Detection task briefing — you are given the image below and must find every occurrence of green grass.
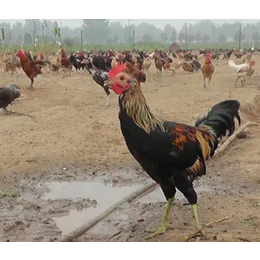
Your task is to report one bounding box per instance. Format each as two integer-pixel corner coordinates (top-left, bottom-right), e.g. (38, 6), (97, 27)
(0, 41), (259, 54)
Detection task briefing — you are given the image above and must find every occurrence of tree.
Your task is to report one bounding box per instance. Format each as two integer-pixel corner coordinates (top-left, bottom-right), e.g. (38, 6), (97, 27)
(163, 24), (174, 36)
(83, 19), (109, 44)
(178, 32), (185, 43)
(163, 24), (177, 42)
(202, 34), (210, 43)
(24, 32), (32, 45)
(113, 35), (119, 44)
(108, 22), (123, 43)
(252, 31), (260, 42)
(187, 34), (194, 43)
(142, 33), (153, 43)
(195, 31), (202, 42)
(218, 34), (227, 42)
(64, 37), (74, 48)
(161, 32), (168, 42)
(170, 30), (177, 42)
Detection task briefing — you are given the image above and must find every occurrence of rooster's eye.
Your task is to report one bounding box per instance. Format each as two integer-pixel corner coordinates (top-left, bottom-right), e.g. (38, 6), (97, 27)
(119, 75), (125, 80)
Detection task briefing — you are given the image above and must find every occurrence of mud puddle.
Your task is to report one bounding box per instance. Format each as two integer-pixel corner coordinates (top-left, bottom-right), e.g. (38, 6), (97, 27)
(37, 181), (143, 235)
(22, 180), (213, 236)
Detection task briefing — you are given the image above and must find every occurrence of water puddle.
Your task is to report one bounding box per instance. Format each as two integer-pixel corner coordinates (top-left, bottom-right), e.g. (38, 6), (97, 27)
(42, 181), (142, 235)
(37, 181), (213, 236)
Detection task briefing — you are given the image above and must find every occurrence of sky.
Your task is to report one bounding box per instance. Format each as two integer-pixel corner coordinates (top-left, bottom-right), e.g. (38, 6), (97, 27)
(1, 19), (260, 31)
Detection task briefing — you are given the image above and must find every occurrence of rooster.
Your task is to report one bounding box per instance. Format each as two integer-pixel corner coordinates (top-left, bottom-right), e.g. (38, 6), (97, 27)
(201, 52), (214, 88)
(17, 50), (45, 89)
(59, 48), (72, 76)
(0, 84), (20, 114)
(228, 58), (255, 87)
(106, 64), (241, 239)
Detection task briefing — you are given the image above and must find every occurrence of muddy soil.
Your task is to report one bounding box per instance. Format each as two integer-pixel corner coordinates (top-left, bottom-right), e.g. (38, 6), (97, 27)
(1, 54), (260, 242)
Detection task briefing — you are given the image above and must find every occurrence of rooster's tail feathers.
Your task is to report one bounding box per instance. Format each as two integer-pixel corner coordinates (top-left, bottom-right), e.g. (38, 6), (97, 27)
(195, 100), (241, 138)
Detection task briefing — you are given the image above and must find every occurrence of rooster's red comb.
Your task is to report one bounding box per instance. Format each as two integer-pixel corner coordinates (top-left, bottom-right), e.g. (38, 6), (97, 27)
(205, 51), (211, 60)
(17, 49), (23, 58)
(109, 64), (126, 80)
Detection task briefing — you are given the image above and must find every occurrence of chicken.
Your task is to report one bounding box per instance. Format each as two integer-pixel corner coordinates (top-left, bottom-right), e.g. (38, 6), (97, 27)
(246, 61), (255, 79)
(142, 56), (152, 73)
(51, 57), (61, 72)
(164, 60), (183, 76)
(92, 69), (110, 106)
(223, 49), (233, 59)
(162, 57), (173, 70)
(106, 64), (241, 239)
(81, 58), (93, 74)
(154, 54), (163, 73)
(59, 48), (72, 76)
(17, 50), (45, 89)
(234, 50), (243, 59)
(110, 56), (118, 68)
(228, 58), (255, 87)
(0, 84), (20, 114)
(201, 52), (214, 88)
(5, 60), (20, 77)
(182, 61), (194, 72)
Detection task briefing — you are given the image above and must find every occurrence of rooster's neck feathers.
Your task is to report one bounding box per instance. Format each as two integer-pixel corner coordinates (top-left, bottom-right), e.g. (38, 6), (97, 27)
(120, 82), (165, 133)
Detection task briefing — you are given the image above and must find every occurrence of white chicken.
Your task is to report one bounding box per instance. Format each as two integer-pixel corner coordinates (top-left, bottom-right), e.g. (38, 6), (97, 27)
(228, 57), (255, 87)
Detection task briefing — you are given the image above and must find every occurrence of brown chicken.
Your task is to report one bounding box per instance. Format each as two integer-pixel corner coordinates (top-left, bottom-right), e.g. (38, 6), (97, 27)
(59, 48), (72, 76)
(17, 50), (45, 89)
(201, 52), (214, 88)
(5, 60), (20, 77)
(154, 54), (163, 73)
(51, 57), (61, 72)
(182, 61), (194, 72)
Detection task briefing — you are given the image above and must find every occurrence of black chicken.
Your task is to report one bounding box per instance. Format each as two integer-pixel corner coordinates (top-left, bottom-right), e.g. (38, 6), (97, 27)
(92, 70), (110, 106)
(91, 53), (113, 106)
(106, 64), (241, 239)
(0, 84), (21, 115)
(69, 54), (81, 71)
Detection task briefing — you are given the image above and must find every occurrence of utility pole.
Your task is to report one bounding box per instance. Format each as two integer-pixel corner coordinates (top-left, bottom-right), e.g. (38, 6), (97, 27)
(185, 23), (188, 50)
(80, 30), (83, 50)
(238, 24), (242, 51)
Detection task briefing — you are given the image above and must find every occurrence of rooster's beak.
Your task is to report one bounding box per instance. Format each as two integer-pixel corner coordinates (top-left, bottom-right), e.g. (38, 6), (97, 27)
(104, 80), (114, 87)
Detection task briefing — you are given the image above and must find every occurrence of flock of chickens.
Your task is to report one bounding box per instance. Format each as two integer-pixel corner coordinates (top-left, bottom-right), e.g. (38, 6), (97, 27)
(0, 46), (256, 240)
(0, 47), (256, 113)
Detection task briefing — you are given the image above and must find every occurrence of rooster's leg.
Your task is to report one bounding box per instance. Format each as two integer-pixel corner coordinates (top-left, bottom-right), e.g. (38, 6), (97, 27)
(3, 108), (8, 115)
(192, 204), (203, 231)
(145, 197), (175, 240)
(241, 77), (245, 87)
(203, 76), (206, 88)
(28, 79), (34, 89)
(235, 76), (241, 87)
(208, 76), (212, 88)
(105, 95), (110, 107)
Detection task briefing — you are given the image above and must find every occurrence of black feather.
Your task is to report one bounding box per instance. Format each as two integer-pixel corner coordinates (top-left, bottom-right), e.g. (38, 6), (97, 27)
(195, 100), (241, 137)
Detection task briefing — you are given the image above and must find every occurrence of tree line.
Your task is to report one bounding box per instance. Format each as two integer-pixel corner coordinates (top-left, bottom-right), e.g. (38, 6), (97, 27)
(1, 19), (260, 47)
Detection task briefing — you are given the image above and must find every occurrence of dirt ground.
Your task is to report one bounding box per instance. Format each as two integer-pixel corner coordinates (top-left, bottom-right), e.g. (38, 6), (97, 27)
(1, 53), (260, 242)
